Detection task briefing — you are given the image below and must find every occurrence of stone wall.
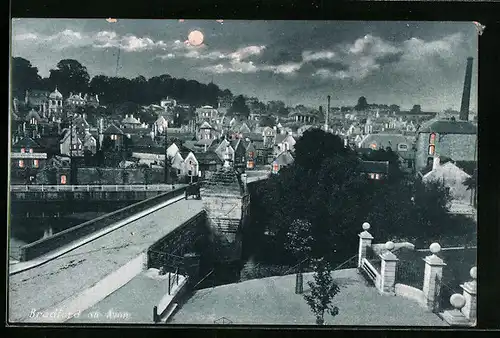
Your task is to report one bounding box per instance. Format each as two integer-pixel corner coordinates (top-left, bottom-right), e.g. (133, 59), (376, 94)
(203, 195), (244, 221)
(20, 187), (187, 261)
(77, 168), (165, 185)
(416, 133), (477, 172)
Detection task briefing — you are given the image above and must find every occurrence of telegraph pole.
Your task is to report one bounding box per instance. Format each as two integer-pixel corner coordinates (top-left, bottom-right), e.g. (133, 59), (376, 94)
(69, 114), (76, 185)
(164, 122), (169, 184)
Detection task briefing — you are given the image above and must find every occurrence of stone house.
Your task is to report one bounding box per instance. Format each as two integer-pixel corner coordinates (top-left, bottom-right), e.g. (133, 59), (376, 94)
(271, 151), (294, 174)
(360, 160), (390, 181)
(59, 127), (84, 157)
(358, 133), (412, 152)
(274, 133), (296, 156)
(415, 118), (477, 173)
(420, 156), (473, 205)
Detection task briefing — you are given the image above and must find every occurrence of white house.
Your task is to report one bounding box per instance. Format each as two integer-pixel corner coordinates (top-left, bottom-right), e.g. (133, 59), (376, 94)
(422, 157), (473, 204)
(183, 152), (200, 179)
(60, 127), (84, 157)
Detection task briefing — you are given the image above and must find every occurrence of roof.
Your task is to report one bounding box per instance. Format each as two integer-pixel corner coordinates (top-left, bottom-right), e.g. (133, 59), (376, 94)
(418, 119), (477, 135)
(359, 133), (410, 150)
(102, 123), (124, 135)
(25, 110), (42, 122)
(201, 166), (244, 196)
(246, 133), (263, 142)
(360, 160), (390, 174)
(454, 161), (477, 176)
(274, 151), (294, 166)
(12, 137), (41, 149)
(194, 151), (223, 165)
(200, 121), (213, 129)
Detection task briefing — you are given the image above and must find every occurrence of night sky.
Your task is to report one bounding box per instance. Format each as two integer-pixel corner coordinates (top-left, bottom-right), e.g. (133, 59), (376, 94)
(11, 19), (478, 112)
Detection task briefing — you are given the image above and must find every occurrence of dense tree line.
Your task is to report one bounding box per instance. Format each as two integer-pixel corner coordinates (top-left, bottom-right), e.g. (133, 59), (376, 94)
(247, 129), (476, 266)
(11, 57), (231, 109)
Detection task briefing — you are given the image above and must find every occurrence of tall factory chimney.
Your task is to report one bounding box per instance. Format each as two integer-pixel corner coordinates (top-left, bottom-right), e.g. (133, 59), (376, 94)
(325, 95), (331, 132)
(459, 57), (474, 121)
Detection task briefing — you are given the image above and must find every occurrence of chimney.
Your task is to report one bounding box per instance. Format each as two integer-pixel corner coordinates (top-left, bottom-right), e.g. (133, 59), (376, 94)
(325, 96), (331, 132)
(459, 57), (474, 121)
(433, 156), (441, 171)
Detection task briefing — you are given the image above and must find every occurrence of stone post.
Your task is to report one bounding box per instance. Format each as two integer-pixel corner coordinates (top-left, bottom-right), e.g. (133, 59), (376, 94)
(422, 243), (447, 312)
(460, 266), (477, 323)
(441, 294), (472, 326)
(358, 222), (374, 268)
(380, 241), (399, 294)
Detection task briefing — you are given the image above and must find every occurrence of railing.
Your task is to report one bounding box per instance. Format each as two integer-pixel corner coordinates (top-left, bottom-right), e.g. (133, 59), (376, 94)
(10, 184), (178, 192)
(147, 210), (207, 270)
(20, 186), (189, 262)
(361, 257), (381, 288)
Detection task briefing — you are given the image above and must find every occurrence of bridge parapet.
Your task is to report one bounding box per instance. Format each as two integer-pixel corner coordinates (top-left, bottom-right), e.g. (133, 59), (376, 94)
(19, 186), (189, 262)
(147, 210), (207, 273)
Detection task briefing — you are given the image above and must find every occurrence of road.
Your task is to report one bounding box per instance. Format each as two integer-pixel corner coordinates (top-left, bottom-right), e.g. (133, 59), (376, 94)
(8, 199), (203, 323)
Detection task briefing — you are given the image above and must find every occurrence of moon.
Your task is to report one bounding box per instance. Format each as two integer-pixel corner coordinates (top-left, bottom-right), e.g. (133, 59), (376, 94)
(188, 30), (204, 46)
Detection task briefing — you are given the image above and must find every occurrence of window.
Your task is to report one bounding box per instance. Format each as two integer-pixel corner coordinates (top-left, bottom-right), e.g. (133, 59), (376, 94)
(407, 160), (413, 169)
(188, 170), (192, 176)
(375, 174), (380, 180)
(369, 143), (377, 150)
(273, 163), (279, 173)
(429, 133), (436, 145)
(29, 148), (33, 153)
(111, 135), (118, 141)
(60, 175), (67, 184)
(427, 157), (434, 167)
(21, 148), (25, 153)
(33, 159), (39, 168)
(177, 169), (181, 174)
(398, 144), (408, 151)
(18, 160), (24, 168)
(369, 173), (375, 179)
(428, 145), (435, 156)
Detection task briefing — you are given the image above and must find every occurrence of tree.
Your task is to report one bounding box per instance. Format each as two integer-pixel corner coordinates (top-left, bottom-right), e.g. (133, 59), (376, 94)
(355, 96), (368, 111)
(411, 104), (422, 114)
(259, 115), (275, 128)
(229, 95), (250, 118)
(48, 59), (90, 97)
(11, 57), (42, 100)
(389, 104), (400, 113)
(293, 129), (349, 172)
(285, 219), (314, 294)
(463, 169), (477, 208)
(303, 258), (340, 325)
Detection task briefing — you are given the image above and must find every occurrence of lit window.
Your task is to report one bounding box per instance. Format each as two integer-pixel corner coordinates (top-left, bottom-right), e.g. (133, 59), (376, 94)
(369, 173), (375, 179)
(273, 163), (279, 173)
(428, 145), (435, 155)
(429, 133), (436, 145)
(21, 148), (25, 153)
(29, 148), (33, 153)
(369, 143), (377, 150)
(111, 135), (118, 141)
(60, 175), (67, 184)
(375, 174), (380, 180)
(18, 160), (24, 168)
(33, 159), (39, 168)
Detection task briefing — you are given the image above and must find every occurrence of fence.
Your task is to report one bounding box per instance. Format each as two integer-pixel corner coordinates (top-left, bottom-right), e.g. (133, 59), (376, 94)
(20, 186), (189, 261)
(356, 221), (477, 326)
(10, 184), (176, 192)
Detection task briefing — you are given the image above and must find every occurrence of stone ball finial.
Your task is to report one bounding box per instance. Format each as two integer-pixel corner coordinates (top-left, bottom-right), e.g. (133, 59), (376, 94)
(385, 241), (395, 251)
(470, 266), (477, 279)
(362, 222), (370, 231)
(429, 242), (441, 254)
(450, 294), (466, 310)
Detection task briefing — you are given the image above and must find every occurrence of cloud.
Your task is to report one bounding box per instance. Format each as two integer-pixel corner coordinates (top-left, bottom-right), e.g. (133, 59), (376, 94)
(13, 29), (171, 53)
